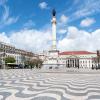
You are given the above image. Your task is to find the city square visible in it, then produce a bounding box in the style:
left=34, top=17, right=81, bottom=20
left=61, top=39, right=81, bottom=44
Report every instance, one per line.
left=0, top=0, right=100, bottom=100
left=0, top=69, right=100, bottom=100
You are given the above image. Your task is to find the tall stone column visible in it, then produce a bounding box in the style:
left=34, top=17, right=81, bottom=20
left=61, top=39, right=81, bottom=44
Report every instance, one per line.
left=51, top=9, right=57, bottom=50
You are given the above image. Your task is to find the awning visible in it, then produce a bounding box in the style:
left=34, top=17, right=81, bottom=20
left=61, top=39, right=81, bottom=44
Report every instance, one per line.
left=7, top=63, right=17, bottom=65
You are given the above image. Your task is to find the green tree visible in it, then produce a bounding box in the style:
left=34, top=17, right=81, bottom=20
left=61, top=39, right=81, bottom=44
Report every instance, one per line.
left=5, top=56, right=16, bottom=64
left=25, top=58, right=43, bottom=69
left=24, top=60, right=30, bottom=68
left=34, top=58, right=43, bottom=69
left=37, top=59, right=43, bottom=69
left=4, top=56, right=16, bottom=69
left=0, top=48, right=3, bottom=52
left=29, top=59, right=37, bottom=68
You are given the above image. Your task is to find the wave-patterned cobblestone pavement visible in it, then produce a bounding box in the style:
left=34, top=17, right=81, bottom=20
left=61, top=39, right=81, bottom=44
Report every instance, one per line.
left=0, top=69, right=100, bottom=100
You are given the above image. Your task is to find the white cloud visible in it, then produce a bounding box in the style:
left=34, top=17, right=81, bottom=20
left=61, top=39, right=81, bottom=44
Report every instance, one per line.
left=0, top=29, right=52, bottom=53
left=67, top=26, right=90, bottom=39
left=10, top=29, right=51, bottom=52
left=69, top=0, right=100, bottom=22
left=3, top=27, right=52, bottom=52
left=58, top=29, right=67, bottom=34
left=39, top=2, right=48, bottom=9
left=80, top=18, right=95, bottom=27
left=73, top=0, right=80, bottom=5
left=0, top=4, right=19, bottom=28
left=5, top=16, right=19, bottom=25
left=0, top=32, right=10, bottom=43
left=1, top=5, right=9, bottom=22
left=0, top=0, right=7, bottom=5
left=0, top=26, right=100, bottom=53
left=58, top=26, right=100, bottom=52
left=60, top=14, right=68, bottom=24
left=57, top=15, right=68, bottom=34
left=23, top=20, right=35, bottom=28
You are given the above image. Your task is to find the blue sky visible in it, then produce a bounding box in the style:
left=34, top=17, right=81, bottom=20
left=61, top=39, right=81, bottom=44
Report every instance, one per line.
left=0, top=0, right=100, bottom=52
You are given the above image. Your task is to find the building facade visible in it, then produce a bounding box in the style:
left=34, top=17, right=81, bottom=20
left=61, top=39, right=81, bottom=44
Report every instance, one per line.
left=59, top=51, right=97, bottom=69
left=42, top=50, right=97, bottom=69
left=0, top=42, right=35, bottom=69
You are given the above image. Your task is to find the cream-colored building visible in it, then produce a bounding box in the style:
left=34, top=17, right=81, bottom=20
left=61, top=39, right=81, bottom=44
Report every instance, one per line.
left=59, top=51, right=97, bottom=69
left=42, top=50, right=97, bottom=69
left=0, top=42, right=34, bottom=68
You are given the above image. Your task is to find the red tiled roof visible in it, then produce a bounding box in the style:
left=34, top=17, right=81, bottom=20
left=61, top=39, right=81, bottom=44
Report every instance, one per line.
left=59, top=51, right=96, bottom=55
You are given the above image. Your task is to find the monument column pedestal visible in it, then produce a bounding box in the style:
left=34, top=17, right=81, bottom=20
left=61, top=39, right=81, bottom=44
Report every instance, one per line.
left=43, top=9, right=63, bottom=70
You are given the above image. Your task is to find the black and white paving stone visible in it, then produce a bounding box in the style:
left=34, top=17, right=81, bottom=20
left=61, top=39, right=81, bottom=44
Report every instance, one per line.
left=0, top=69, right=100, bottom=100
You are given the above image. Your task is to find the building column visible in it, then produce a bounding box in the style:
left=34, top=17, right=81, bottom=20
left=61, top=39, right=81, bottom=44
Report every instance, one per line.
left=74, top=59, right=75, bottom=67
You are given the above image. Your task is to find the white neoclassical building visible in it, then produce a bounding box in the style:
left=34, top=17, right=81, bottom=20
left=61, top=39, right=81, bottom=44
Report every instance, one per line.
left=59, top=51, right=97, bottom=69
left=42, top=50, right=97, bottom=69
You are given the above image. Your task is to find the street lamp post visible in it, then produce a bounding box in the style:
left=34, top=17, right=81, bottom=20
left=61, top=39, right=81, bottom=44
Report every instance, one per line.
left=97, top=50, right=100, bottom=69
left=3, top=49, right=6, bottom=69
left=0, top=49, right=6, bottom=69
